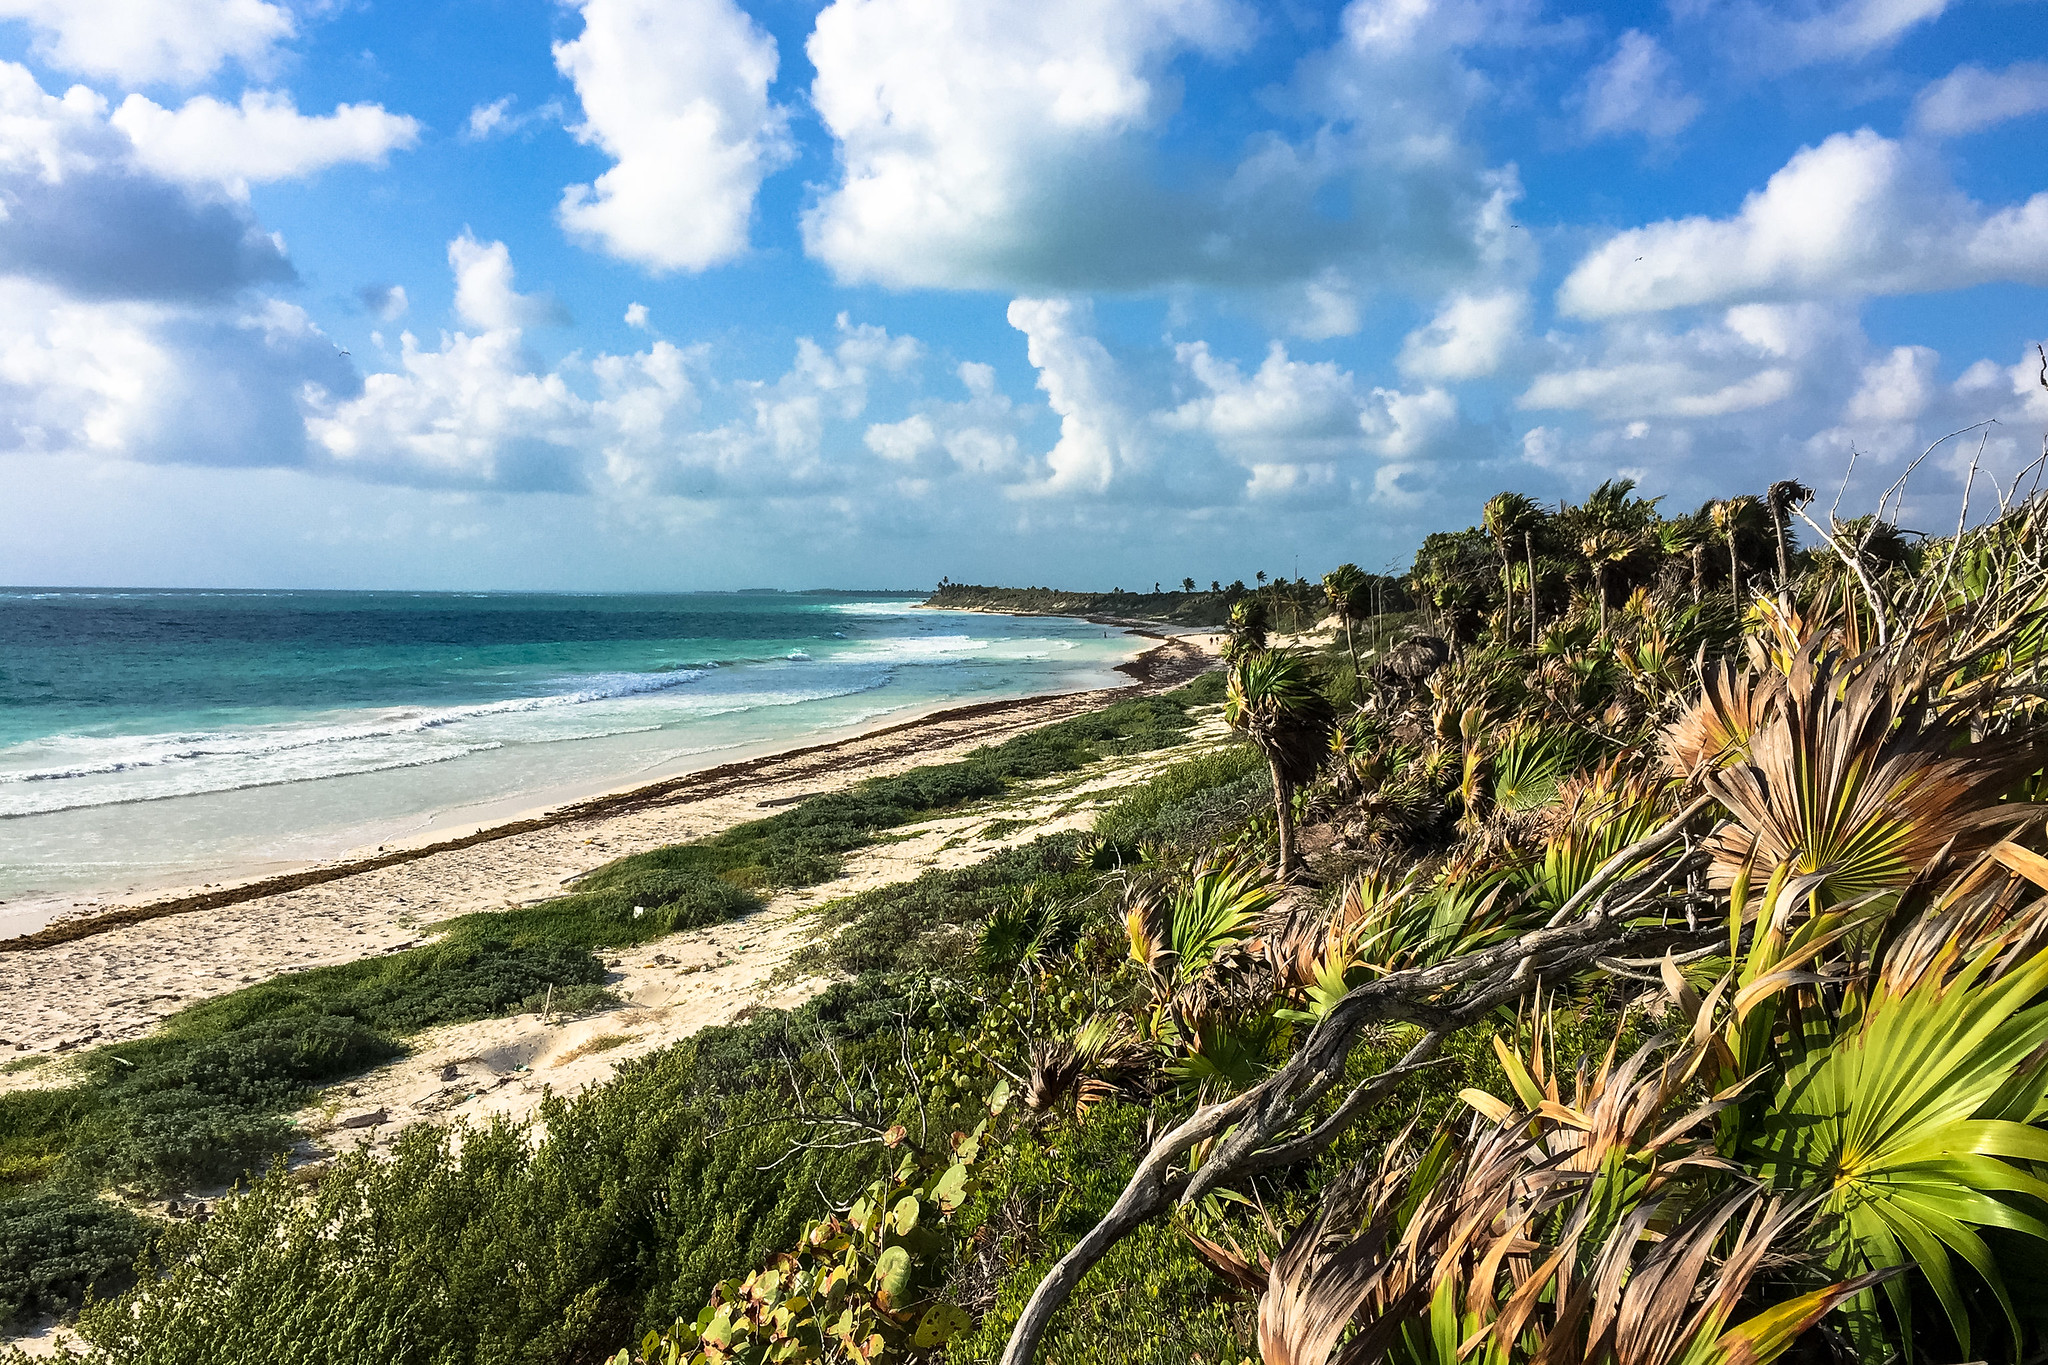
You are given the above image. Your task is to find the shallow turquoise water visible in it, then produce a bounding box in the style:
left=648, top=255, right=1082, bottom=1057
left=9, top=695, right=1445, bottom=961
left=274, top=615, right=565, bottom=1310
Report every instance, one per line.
left=0, top=589, right=1139, bottom=905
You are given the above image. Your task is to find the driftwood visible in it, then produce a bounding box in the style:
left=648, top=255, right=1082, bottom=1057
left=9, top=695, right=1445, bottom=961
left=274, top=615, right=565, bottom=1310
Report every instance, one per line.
left=997, top=796, right=1716, bottom=1365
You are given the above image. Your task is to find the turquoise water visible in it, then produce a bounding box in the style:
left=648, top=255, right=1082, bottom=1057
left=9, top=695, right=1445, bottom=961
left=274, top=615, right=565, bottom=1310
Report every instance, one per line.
left=0, top=590, right=1140, bottom=907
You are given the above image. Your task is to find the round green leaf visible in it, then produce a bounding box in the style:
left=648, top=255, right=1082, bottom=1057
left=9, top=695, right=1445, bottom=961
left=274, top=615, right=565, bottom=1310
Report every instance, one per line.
left=913, top=1302, right=972, bottom=1348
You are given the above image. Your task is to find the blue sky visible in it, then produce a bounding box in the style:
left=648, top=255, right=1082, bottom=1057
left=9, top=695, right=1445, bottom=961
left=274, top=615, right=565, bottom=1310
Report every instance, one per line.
left=0, top=0, right=2042, bottom=590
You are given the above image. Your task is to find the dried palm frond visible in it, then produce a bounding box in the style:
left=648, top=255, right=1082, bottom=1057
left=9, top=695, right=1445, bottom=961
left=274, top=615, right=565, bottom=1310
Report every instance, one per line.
left=1693, top=634, right=2042, bottom=898
left=1662, top=662, right=1772, bottom=784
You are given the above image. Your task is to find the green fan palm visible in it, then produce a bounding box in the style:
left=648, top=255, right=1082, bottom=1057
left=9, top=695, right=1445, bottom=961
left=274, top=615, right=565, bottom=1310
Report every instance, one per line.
left=1756, top=940, right=2048, bottom=1358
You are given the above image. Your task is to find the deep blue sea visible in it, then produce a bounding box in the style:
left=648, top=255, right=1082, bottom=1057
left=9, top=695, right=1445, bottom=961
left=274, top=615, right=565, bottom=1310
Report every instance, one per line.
left=0, top=590, right=1139, bottom=912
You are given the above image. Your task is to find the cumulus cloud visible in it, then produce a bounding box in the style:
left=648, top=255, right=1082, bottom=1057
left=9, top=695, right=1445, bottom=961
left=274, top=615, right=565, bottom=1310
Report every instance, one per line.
left=1520, top=304, right=1837, bottom=420
left=449, top=234, right=569, bottom=331
left=1170, top=341, right=1378, bottom=463
left=0, top=277, right=355, bottom=468
left=1576, top=31, right=1699, bottom=141
left=111, top=90, right=420, bottom=196
left=553, top=0, right=792, bottom=272
left=803, top=0, right=1527, bottom=311
left=0, top=64, right=295, bottom=301
left=1559, top=130, right=2048, bottom=317
left=624, top=302, right=649, bottom=330
left=0, top=0, right=294, bottom=86
left=1912, top=62, right=2048, bottom=137
left=1399, top=290, right=1528, bottom=381
left=1005, top=297, right=1147, bottom=494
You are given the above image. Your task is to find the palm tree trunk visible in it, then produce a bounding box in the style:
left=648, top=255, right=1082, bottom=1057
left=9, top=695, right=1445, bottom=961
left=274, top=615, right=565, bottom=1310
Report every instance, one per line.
left=1271, top=763, right=1296, bottom=879
left=1596, top=566, right=1608, bottom=636
left=1525, top=533, right=1537, bottom=648
left=1343, top=618, right=1364, bottom=697
left=1729, top=534, right=1741, bottom=612
left=1498, top=545, right=1512, bottom=640
left=1690, top=544, right=1703, bottom=604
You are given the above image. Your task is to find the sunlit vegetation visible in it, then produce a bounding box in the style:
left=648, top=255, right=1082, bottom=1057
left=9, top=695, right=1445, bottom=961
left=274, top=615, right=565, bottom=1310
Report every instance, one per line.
left=18, top=476, right=2048, bottom=1365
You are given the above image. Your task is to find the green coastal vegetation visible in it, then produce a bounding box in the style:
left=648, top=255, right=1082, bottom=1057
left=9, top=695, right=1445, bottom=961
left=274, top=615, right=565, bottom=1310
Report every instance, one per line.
left=12, top=474, right=2048, bottom=1365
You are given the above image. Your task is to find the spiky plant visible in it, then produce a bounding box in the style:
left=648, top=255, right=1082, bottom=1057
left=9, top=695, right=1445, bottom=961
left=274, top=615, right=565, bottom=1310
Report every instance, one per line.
left=1226, top=649, right=1336, bottom=879
left=1227, top=596, right=1273, bottom=660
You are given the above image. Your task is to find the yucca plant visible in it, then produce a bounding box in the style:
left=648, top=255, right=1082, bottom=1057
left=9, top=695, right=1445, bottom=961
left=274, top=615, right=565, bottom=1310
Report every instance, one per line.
left=1516, top=764, right=1671, bottom=915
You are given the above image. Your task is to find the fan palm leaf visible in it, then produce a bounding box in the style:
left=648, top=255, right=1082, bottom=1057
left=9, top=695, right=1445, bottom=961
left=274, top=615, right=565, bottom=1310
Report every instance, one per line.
left=1692, top=635, right=2041, bottom=899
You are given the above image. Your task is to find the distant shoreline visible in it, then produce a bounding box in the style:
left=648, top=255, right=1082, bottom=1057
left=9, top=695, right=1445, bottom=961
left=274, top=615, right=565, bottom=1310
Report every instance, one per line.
left=1, top=630, right=1212, bottom=953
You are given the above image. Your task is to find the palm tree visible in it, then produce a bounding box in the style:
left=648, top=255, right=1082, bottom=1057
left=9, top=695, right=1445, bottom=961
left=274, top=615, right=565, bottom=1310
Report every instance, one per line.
left=1481, top=492, right=1542, bottom=640
left=1225, top=649, right=1334, bottom=880
left=1321, top=563, right=1371, bottom=691
left=1712, top=495, right=1764, bottom=612
left=1580, top=529, right=1635, bottom=636
left=1181, top=577, right=1196, bottom=593
left=1653, top=518, right=1702, bottom=603
left=1765, top=479, right=1814, bottom=592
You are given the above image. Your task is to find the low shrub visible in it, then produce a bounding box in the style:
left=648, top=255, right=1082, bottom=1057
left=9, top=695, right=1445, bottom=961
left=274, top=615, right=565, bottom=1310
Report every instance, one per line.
left=0, top=1187, right=147, bottom=1329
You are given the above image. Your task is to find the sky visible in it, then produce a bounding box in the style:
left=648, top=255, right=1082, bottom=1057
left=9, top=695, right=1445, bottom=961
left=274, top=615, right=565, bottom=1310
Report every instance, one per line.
left=0, top=0, right=2043, bottom=591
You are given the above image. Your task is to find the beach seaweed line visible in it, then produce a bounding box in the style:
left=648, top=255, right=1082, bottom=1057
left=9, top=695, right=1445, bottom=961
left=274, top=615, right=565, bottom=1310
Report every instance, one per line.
left=0, top=671, right=1225, bottom=1332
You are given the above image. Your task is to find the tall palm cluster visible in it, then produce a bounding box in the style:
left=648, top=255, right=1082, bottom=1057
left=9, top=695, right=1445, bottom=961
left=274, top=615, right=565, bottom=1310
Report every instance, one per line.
left=1410, top=479, right=1828, bottom=647
left=1002, top=484, right=2048, bottom=1365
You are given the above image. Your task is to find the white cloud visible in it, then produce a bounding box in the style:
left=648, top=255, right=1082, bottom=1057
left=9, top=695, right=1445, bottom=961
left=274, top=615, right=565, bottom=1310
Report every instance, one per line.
left=1523, top=363, right=1797, bottom=419
left=1912, top=62, right=2048, bottom=137
left=449, top=234, right=568, bottom=331
left=624, top=302, right=649, bottom=330
left=1577, top=31, right=1699, bottom=141
left=1695, top=0, right=1955, bottom=71
left=1170, top=341, right=1374, bottom=460
left=111, top=90, right=419, bottom=196
left=1843, top=345, right=1940, bottom=424
left=1006, top=297, right=1143, bottom=494
left=803, top=0, right=1522, bottom=308
left=1398, top=289, right=1528, bottom=380
left=0, top=0, right=293, bottom=86
left=1559, top=130, right=2048, bottom=317
left=553, top=0, right=791, bottom=272
left=463, top=95, right=564, bottom=142
left=0, top=62, right=294, bottom=301
left=0, top=276, right=354, bottom=468
left=1520, top=304, right=1837, bottom=420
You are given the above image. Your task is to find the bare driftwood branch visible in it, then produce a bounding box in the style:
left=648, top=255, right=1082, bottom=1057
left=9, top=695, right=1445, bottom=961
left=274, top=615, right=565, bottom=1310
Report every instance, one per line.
left=994, top=796, right=1716, bottom=1365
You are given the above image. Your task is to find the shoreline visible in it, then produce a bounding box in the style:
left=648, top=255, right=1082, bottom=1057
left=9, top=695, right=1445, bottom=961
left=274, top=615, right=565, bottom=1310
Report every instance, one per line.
left=0, top=630, right=1206, bottom=956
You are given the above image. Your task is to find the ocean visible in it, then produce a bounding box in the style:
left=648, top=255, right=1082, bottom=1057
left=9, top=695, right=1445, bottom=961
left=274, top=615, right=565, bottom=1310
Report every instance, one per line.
left=0, top=589, right=1141, bottom=917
